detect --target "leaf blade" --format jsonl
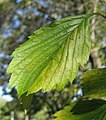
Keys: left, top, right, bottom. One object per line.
{"left": 54, "top": 99, "right": 106, "bottom": 120}
{"left": 7, "top": 14, "right": 91, "bottom": 97}
{"left": 81, "top": 68, "right": 106, "bottom": 98}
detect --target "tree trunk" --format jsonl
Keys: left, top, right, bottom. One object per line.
{"left": 91, "top": 0, "right": 101, "bottom": 68}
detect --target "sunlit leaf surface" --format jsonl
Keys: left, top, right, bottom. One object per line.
{"left": 7, "top": 14, "right": 91, "bottom": 99}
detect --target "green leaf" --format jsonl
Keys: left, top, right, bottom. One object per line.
{"left": 81, "top": 68, "right": 106, "bottom": 98}
{"left": 7, "top": 14, "right": 91, "bottom": 97}
{"left": 54, "top": 99, "right": 106, "bottom": 120}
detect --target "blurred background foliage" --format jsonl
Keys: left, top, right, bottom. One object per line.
{"left": 0, "top": 0, "right": 106, "bottom": 120}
